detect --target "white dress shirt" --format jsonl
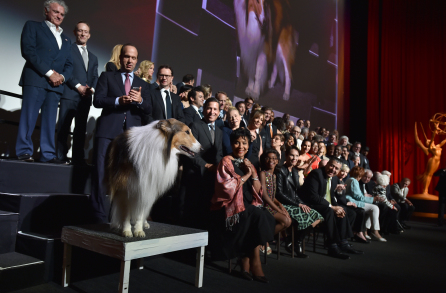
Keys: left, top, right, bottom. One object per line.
{"left": 44, "top": 21, "right": 65, "bottom": 81}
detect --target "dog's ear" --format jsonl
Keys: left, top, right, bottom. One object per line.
{"left": 156, "top": 120, "right": 172, "bottom": 134}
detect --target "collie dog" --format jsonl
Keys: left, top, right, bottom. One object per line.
{"left": 235, "top": 0, "right": 296, "bottom": 100}
{"left": 105, "top": 119, "right": 201, "bottom": 237}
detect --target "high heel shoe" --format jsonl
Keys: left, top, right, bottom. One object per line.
{"left": 353, "top": 234, "right": 370, "bottom": 244}
{"left": 371, "top": 232, "right": 387, "bottom": 242}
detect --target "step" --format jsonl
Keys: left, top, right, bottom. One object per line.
{"left": 0, "top": 211, "right": 19, "bottom": 254}
{"left": 0, "top": 159, "right": 91, "bottom": 194}
{"left": 0, "top": 193, "right": 91, "bottom": 236}
{"left": 0, "top": 252, "right": 45, "bottom": 292}
{"left": 15, "top": 231, "right": 62, "bottom": 282}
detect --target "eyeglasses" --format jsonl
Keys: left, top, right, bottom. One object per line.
{"left": 158, "top": 74, "right": 172, "bottom": 78}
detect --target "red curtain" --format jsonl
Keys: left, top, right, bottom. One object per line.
{"left": 366, "top": 0, "right": 446, "bottom": 196}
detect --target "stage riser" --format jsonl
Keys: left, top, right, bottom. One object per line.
{"left": 15, "top": 232, "right": 62, "bottom": 282}
{"left": 0, "top": 193, "right": 91, "bottom": 236}
{"left": 0, "top": 159, "right": 91, "bottom": 194}
{"left": 0, "top": 211, "right": 19, "bottom": 254}
{"left": 0, "top": 252, "right": 45, "bottom": 292}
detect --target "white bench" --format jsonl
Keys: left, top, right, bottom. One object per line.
{"left": 61, "top": 222, "right": 208, "bottom": 292}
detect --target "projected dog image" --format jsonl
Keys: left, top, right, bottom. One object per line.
{"left": 105, "top": 119, "right": 201, "bottom": 237}
{"left": 235, "top": 0, "right": 296, "bottom": 100}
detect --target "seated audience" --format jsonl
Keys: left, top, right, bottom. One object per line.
{"left": 275, "top": 146, "right": 323, "bottom": 258}
{"left": 328, "top": 134, "right": 337, "bottom": 145}
{"left": 235, "top": 101, "right": 248, "bottom": 127}
{"left": 209, "top": 128, "right": 275, "bottom": 283}
{"left": 290, "top": 126, "right": 302, "bottom": 149}
{"left": 390, "top": 178, "right": 414, "bottom": 229}
{"left": 341, "top": 146, "right": 355, "bottom": 171}
{"left": 301, "top": 127, "right": 309, "bottom": 139}
{"left": 284, "top": 133, "right": 297, "bottom": 148}
{"left": 272, "top": 117, "right": 286, "bottom": 133}
{"left": 259, "top": 149, "right": 292, "bottom": 254}
{"left": 338, "top": 135, "right": 349, "bottom": 147}
{"left": 247, "top": 110, "right": 264, "bottom": 171}
{"left": 326, "top": 144, "right": 336, "bottom": 157}
{"left": 352, "top": 155, "right": 361, "bottom": 167}
{"left": 222, "top": 107, "right": 252, "bottom": 158}
{"left": 345, "top": 167, "right": 386, "bottom": 242}
{"left": 285, "top": 120, "right": 295, "bottom": 134}
{"left": 317, "top": 143, "right": 327, "bottom": 159}
{"left": 361, "top": 146, "right": 371, "bottom": 169}
{"left": 271, "top": 133, "right": 286, "bottom": 166}
{"left": 336, "top": 165, "right": 369, "bottom": 243}
{"left": 298, "top": 158, "right": 362, "bottom": 259}
{"left": 308, "top": 131, "right": 317, "bottom": 141}
{"left": 297, "top": 139, "right": 318, "bottom": 176}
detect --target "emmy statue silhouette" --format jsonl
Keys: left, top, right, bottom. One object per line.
{"left": 413, "top": 113, "right": 446, "bottom": 200}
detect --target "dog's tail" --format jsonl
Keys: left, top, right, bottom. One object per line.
{"left": 105, "top": 131, "right": 133, "bottom": 202}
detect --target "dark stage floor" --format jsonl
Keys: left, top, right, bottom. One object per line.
{"left": 11, "top": 219, "right": 446, "bottom": 293}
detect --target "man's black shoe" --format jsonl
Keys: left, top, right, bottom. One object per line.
{"left": 45, "top": 158, "right": 70, "bottom": 165}
{"left": 17, "top": 153, "right": 34, "bottom": 162}
{"left": 401, "top": 223, "right": 411, "bottom": 229}
{"left": 340, "top": 243, "right": 364, "bottom": 254}
{"left": 328, "top": 246, "right": 350, "bottom": 260}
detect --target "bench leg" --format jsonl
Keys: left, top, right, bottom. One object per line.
{"left": 62, "top": 243, "right": 72, "bottom": 287}
{"left": 118, "top": 260, "right": 131, "bottom": 293}
{"left": 136, "top": 258, "right": 144, "bottom": 270}
{"left": 195, "top": 246, "right": 205, "bottom": 288}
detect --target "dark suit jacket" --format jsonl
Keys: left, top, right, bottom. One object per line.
{"left": 63, "top": 43, "right": 98, "bottom": 102}
{"left": 147, "top": 88, "right": 185, "bottom": 123}
{"left": 148, "top": 82, "right": 160, "bottom": 90}
{"left": 260, "top": 123, "right": 277, "bottom": 150}
{"left": 19, "top": 21, "right": 73, "bottom": 94}
{"left": 105, "top": 62, "right": 118, "bottom": 72}
{"left": 189, "top": 119, "right": 223, "bottom": 175}
{"left": 298, "top": 168, "right": 341, "bottom": 208}
{"left": 183, "top": 106, "right": 202, "bottom": 126}
{"left": 176, "top": 82, "right": 185, "bottom": 92}
{"left": 275, "top": 166, "right": 304, "bottom": 206}
{"left": 349, "top": 151, "right": 367, "bottom": 168}
{"left": 435, "top": 169, "right": 446, "bottom": 194}
{"left": 93, "top": 71, "right": 151, "bottom": 139}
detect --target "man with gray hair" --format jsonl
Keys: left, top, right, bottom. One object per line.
{"left": 286, "top": 119, "right": 295, "bottom": 133}
{"left": 339, "top": 135, "right": 349, "bottom": 147}
{"left": 16, "top": 0, "right": 73, "bottom": 164}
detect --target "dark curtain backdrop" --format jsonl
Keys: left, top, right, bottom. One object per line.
{"left": 366, "top": 0, "right": 446, "bottom": 196}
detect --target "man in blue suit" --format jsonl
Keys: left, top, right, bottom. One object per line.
{"left": 16, "top": 0, "right": 73, "bottom": 163}
{"left": 90, "top": 44, "right": 151, "bottom": 222}
{"left": 57, "top": 21, "right": 98, "bottom": 165}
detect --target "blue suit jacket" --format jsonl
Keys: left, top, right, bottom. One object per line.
{"left": 19, "top": 21, "right": 73, "bottom": 93}
{"left": 93, "top": 71, "right": 152, "bottom": 139}
{"left": 63, "top": 43, "right": 98, "bottom": 102}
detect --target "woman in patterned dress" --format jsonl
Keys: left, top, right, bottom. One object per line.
{"left": 276, "top": 146, "right": 324, "bottom": 258}
{"left": 259, "top": 149, "right": 292, "bottom": 253}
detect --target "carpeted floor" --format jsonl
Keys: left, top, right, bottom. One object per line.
{"left": 11, "top": 219, "right": 446, "bottom": 293}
